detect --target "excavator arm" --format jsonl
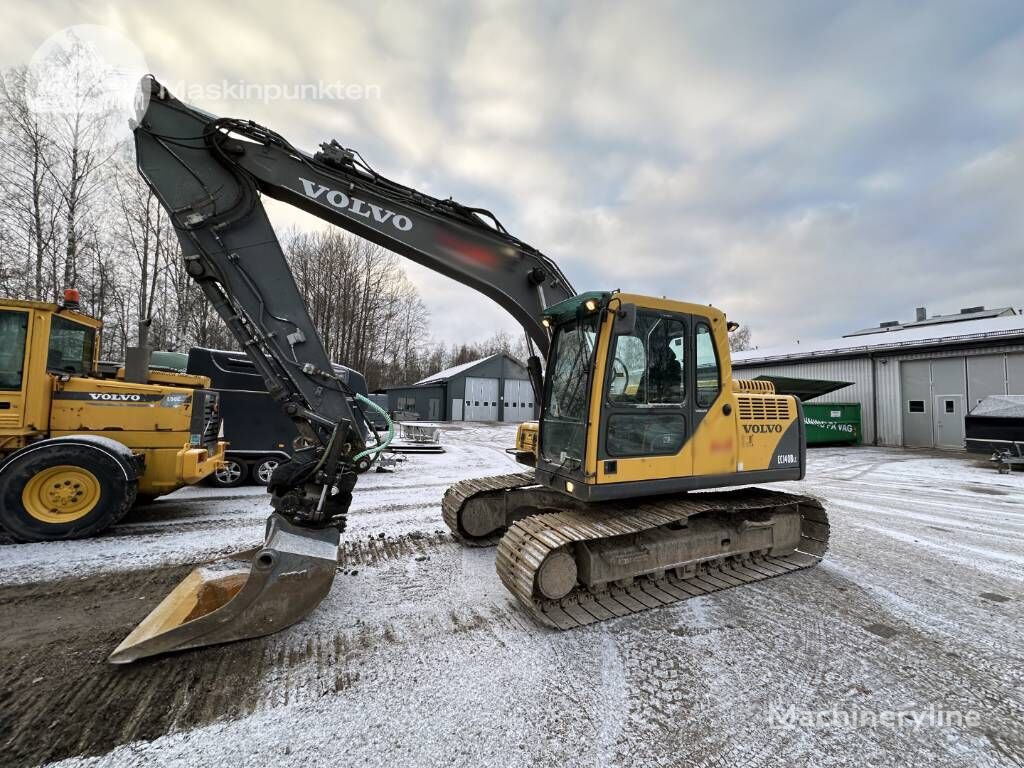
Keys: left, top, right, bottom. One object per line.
{"left": 110, "top": 77, "right": 574, "bottom": 662}
{"left": 133, "top": 77, "right": 575, "bottom": 521}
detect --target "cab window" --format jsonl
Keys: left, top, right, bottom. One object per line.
{"left": 47, "top": 316, "right": 95, "bottom": 376}
{"left": 540, "top": 312, "right": 600, "bottom": 467}
{"left": 0, "top": 310, "right": 29, "bottom": 390}
{"left": 606, "top": 313, "right": 686, "bottom": 404}
{"left": 695, "top": 322, "right": 721, "bottom": 408}
{"left": 604, "top": 311, "right": 687, "bottom": 458}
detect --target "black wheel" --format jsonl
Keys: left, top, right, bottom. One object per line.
{"left": 0, "top": 443, "right": 137, "bottom": 542}
{"left": 210, "top": 458, "right": 248, "bottom": 488}
{"left": 252, "top": 457, "right": 281, "bottom": 486}
{"left": 354, "top": 455, "right": 374, "bottom": 474}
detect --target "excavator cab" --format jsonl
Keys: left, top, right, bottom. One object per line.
{"left": 530, "top": 291, "right": 806, "bottom": 502}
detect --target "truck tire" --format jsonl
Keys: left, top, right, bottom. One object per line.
{"left": 210, "top": 458, "right": 248, "bottom": 488}
{"left": 0, "top": 442, "right": 138, "bottom": 542}
{"left": 252, "top": 457, "right": 281, "bottom": 486}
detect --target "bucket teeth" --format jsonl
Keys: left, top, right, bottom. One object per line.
{"left": 108, "top": 514, "right": 339, "bottom": 664}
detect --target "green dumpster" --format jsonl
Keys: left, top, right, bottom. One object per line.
{"left": 803, "top": 402, "right": 861, "bottom": 445}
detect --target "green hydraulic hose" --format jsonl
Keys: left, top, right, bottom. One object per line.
{"left": 352, "top": 393, "right": 395, "bottom": 463}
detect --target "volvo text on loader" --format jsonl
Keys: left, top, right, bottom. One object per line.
{"left": 0, "top": 292, "right": 227, "bottom": 542}
{"left": 109, "top": 77, "right": 828, "bottom": 662}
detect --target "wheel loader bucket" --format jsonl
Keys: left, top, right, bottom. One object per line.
{"left": 108, "top": 513, "right": 339, "bottom": 664}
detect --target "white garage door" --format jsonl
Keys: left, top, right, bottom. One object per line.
{"left": 502, "top": 379, "right": 535, "bottom": 422}
{"left": 1009, "top": 354, "right": 1024, "bottom": 395}
{"left": 464, "top": 377, "right": 499, "bottom": 421}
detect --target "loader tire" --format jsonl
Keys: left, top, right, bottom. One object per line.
{"left": 0, "top": 443, "right": 137, "bottom": 542}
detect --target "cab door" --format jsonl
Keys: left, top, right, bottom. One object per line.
{"left": 0, "top": 309, "right": 31, "bottom": 433}
{"left": 596, "top": 309, "right": 693, "bottom": 484}
{"left": 691, "top": 317, "right": 737, "bottom": 475}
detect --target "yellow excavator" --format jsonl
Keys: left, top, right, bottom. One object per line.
{"left": 0, "top": 292, "right": 226, "bottom": 542}
{"left": 108, "top": 77, "right": 828, "bottom": 662}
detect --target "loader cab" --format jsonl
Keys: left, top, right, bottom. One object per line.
{"left": 0, "top": 298, "right": 101, "bottom": 438}
{"left": 536, "top": 291, "right": 760, "bottom": 502}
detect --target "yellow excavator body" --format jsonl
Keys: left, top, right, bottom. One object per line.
{"left": 445, "top": 291, "right": 827, "bottom": 629}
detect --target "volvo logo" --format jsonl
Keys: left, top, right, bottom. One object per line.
{"left": 88, "top": 393, "right": 142, "bottom": 401}
{"left": 742, "top": 424, "right": 782, "bottom": 434}
{"left": 298, "top": 178, "right": 413, "bottom": 232}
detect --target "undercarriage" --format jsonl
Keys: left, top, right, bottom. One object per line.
{"left": 443, "top": 473, "right": 829, "bottom": 628}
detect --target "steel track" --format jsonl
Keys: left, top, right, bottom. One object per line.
{"left": 444, "top": 473, "right": 829, "bottom": 628}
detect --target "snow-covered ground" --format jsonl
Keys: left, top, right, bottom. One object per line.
{"left": 1, "top": 424, "right": 1021, "bottom": 767}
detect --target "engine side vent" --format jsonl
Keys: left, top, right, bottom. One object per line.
{"left": 732, "top": 379, "right": 775, "bottom": 395}
{"left": 737, "top": 395, "right": 791, "bottom": 421}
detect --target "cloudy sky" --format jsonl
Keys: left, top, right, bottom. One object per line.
{"left": 4, "top": 1, "right": 1023, "bottom": 348}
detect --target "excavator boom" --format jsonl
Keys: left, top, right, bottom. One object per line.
{"left": 111, "top": 78, "right": 573, "bottom": 661}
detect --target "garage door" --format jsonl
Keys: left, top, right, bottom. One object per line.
{"left": 967, "top": 355, "right": 1007, "bottom": 408}
{"left": 1008, "top": 354, "right": 1024, "bottom": 395}
{"left": 502, "top": 379, "right": 535, "bottom": 422}
{"left": 464, "top": 377, "right": 499, "bottom": 421}
{"left": 901, "top": 357, "right": 967, "bottom": 449}
{"left": 901, "top": 360, "right": 933, "bottom": 447}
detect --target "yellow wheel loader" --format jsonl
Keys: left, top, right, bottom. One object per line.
{"left": 108, "top": 77, "right": 828, "bottom": 662}
{"left": 0, "top": 292, "right": 227, "bottom": 542}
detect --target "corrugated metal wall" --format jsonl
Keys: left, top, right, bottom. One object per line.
{"left": 876, "top": 343, "right": 1024, "bottom": 447}
{"left": 873, "top": 355, "right": 902, "bottom": 446}
{"left": 735, "top": 341, "right": 1024, "bottom": 447}
{"left": 732, "top": 358, "right": 877, "bottom": 443}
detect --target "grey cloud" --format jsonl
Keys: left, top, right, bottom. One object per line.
{"left": 7, "top": 0, "right": 1023, "bottom": 347}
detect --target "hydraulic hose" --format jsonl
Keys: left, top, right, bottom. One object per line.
{"left": 352, "top": 394, "right": 395, "bottom": 463}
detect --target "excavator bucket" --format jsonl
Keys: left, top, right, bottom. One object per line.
{"left": 108, "top": 513, "right": 339, "bottom": 664}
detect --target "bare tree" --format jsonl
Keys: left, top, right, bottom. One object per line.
{"left": 34, "top": 34, "right": 121, "bottom": 289}
{"left": 0, "top": 55, "right": 452, "bottom": 386}
{"left": 728, "top": 324, "right": 753, "bottom": 352}
{"left": 110, "top": 152, "right": 175, "bottom": 344}
{"left": 0, "top": 66, "right": 61, "bottom": 300}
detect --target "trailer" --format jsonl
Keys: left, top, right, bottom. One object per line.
{"left": 965, "top": 395, "right": 1024, "bottom": 473}
{"left": 186, "top": 348, "right": 385, "bottom": 486}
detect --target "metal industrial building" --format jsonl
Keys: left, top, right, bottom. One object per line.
{"left": 385, "top": 354, "right": 536, "bottom": 422}
{"left": 732, "top": 307, "right": 1024, "bottom": 449}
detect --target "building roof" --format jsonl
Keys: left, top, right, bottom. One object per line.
{"left": 845, "top": 306, "right": 1016, "bottom": 337}
{"left": 752, "top": 375, "right": 853, "bottom": 401}
{"left": 414, "top": 354, "right": 501, "bottom": 386}
{"left": 733, "top": 313, "right": 1024, "bottom": 367}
